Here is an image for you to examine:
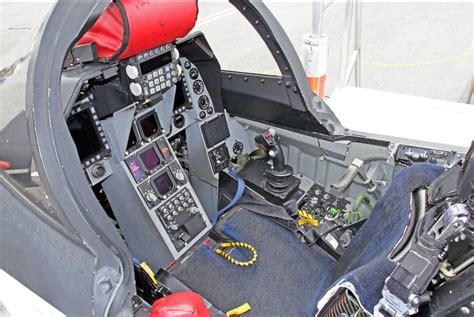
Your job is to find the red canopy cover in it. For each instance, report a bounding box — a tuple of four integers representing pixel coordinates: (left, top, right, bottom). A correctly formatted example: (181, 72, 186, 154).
(76, 0, 198, 60)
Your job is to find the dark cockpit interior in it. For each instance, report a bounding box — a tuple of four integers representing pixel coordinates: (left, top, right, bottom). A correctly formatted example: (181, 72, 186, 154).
(58, 1, 473, 316)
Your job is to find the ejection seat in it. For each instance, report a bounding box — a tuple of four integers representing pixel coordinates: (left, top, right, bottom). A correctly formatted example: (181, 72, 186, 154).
(171, 163, 444, 316)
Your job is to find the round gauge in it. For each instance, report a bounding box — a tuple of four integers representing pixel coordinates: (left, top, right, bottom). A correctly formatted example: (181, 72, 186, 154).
(189, 67, 199, 80)
(198, 95, 210, 110)
(232, 141, 244, 155)
(192, 80, 204, 95)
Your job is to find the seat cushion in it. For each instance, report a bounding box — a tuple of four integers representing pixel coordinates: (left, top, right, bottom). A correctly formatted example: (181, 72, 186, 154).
(324, 163, 444, 311)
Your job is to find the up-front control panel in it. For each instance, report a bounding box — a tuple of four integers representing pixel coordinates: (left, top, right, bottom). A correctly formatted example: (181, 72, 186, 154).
(120, 43, 181, 101)
(123, 109, 211, 257)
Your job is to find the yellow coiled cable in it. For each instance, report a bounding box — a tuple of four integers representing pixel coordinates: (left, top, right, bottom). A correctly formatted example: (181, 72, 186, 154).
(215, 241, 258, 267)
(297, 210, 319, 227)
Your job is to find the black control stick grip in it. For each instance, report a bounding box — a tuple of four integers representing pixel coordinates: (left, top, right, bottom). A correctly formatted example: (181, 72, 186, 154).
(255, 128, 286, 172)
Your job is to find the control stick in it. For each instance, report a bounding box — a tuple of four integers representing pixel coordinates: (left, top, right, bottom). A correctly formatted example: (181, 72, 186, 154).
(255, 128, 294, 192)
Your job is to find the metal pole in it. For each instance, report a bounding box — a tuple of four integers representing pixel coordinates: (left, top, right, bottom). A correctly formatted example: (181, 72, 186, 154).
(354, 0, 362, 87)
(338, 0, 354, 87)
(303, 0, 329, 98)
(311, 0, 324, 36)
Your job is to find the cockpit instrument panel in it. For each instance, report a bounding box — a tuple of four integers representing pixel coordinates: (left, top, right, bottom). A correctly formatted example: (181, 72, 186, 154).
(67, 102, 111, 166)
(120, 43, 181, 101)
(122, 107, 211, 257)
(67, 101, 113, 185)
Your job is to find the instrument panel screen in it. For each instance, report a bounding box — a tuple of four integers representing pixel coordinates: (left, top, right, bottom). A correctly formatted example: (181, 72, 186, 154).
(140, 53, 172, 75)
(67, 109, 103, 161)
(153, 172, 174, 196)
(138, 112, 161, 139)
(139, 147, 161, 171)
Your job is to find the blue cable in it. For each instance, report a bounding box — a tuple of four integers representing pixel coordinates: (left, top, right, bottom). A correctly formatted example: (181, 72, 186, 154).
(132, 257, 140, 266)
(211, 168, 245, 225)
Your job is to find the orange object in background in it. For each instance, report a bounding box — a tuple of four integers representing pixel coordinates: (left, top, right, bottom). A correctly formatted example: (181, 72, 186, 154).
(0, 161, 11, 170)
(308, 75, 326, 98)
(302, 34, 329, 98)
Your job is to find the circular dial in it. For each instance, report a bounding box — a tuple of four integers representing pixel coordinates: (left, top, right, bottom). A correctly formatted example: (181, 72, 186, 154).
(232, 141, 244, 155)
(198, 95, 210, 110)
(129, 82, 143, 96)
(192, 80, 204, 95)
(174, 170, 186, 182)
(189, 67, 199, 80)
(125, 65, 139, 79)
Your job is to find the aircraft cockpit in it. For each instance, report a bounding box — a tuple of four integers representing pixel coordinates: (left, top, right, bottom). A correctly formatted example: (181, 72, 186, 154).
(2, 0, 470, 316)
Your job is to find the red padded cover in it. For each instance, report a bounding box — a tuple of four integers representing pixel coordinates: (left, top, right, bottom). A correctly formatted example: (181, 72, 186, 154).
(77, 0, 198, 60)
(150, 292, 211, 317)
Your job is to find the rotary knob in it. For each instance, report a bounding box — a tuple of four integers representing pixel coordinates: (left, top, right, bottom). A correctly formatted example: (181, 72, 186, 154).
(170, 224, 179, 231)
(145, 191, 158, 203)
(129, 82, 143, 96)
(125, 65, 139, 79)
(171, 48, 180, 61)
(176, 64, 183, 77)
(189, 207, 199, 214)
(174, 170, 186, 182)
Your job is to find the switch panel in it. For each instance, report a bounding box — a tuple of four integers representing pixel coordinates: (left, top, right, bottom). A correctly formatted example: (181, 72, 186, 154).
(208, 143, 230, 174)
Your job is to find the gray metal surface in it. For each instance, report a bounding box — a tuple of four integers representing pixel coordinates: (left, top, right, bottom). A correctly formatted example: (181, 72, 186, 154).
(0, 174, 95, 315)
(230, 0, 345, 135)
(101, 114, 175, 270)
(24, 2, 136, 315)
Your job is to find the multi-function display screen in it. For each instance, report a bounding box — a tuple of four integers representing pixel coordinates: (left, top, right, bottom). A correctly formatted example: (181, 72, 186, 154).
(138, 112, 160, 139)
(66, 109, 104, 161)
(139, 53, 172, 75)
(139, 147, 161, 172)
(153, 172, 174, 196)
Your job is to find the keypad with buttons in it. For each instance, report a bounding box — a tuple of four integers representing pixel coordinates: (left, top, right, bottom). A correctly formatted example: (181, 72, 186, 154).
(143, 62, 178, 97)
(156, 188, 199, 233)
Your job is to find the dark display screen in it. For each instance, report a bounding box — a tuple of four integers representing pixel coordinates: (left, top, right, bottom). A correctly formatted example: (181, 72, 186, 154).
(173, 80, 190, 111)
(127, 127, 138, 151)
(140, 53, 172, 75)
(139, 147, 160, 171)
(127, 158, 145, 180)
(153, 172, 174, 196)
(139, 112, 160, 138)
(66, 109, 103, 161)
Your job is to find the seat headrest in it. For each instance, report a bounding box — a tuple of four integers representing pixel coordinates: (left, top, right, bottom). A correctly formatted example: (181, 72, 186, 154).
(76, 0, 198, 61)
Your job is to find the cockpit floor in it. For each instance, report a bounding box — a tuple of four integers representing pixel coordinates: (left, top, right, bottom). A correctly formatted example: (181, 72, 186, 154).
(170, 207, 336, 316)
(170, 163, 445, 316)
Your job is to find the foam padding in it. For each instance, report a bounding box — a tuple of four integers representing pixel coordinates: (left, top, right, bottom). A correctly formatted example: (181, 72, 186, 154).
(329, 163, 444, 311)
